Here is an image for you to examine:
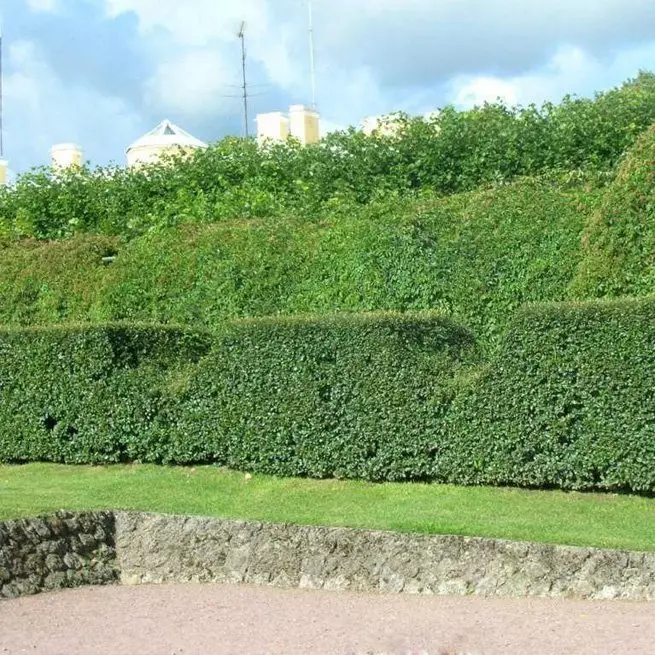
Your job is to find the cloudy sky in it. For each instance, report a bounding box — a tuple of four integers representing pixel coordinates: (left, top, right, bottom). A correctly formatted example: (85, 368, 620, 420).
(2, 0, 655, 173)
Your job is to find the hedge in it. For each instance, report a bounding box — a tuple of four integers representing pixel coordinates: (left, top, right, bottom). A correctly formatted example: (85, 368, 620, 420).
(570, 123, 655, 300)
(436, 297, 655, 492)
(1, 301, 653, 493)
(0, 314, 480, 478)
(0, 175, 603, 356)
(174, 312, 480, 481)
(0, 324, 213, 464)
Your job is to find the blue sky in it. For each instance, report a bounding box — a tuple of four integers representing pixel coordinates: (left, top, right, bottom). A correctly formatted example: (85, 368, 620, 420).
(3, 0, 655, 173)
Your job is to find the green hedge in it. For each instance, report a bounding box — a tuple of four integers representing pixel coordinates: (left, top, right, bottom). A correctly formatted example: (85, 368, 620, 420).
(570, 124, 655, 299)
(2, 302, 653, 493)
(175, 312, 480, 481)
(0, 314, 480, 478)
(0, 176, 603, 356)
(436, 297, 655, 492)
(0, 324, 213, 464)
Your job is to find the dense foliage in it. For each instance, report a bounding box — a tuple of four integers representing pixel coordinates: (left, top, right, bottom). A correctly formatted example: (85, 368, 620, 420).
(0, 176, 604, 351)
(0, 324, 213, 464)
(438, 297, 655, 492)
(1, 300, 653, 493)
(0, 72, 653, 241)
(0, 315, 480, 478)
(570, 123, 655, 299)
(177, 313, 480, 481)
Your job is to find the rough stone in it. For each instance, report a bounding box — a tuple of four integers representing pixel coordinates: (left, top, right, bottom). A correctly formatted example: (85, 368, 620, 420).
(114, 512, 655, 601)
(3, 511, 655, 602)
(0, 512, 118, 599)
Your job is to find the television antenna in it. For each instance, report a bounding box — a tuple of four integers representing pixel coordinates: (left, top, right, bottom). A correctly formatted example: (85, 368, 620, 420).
(307, 0, 317, 108)
(237, 21, 249, 138)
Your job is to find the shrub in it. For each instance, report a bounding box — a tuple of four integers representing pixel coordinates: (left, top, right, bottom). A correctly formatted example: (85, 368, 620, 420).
(0, 324, 213, 464)
(175, 312, 480, 481)
(0, 236, 119, 326)
(437, 297, 655, 492)
(0, 72, 653, 240)
(0, 314, 480, 479)
(570, 123, 655, 299)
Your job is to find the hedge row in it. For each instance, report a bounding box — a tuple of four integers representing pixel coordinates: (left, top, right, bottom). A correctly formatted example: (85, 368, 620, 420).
(0, 324, 214, 464)
(438, 297, 655, 492)
(1, 300, 653, 492)
(0, 176, 604, 353)
(0, 313, 480, 479)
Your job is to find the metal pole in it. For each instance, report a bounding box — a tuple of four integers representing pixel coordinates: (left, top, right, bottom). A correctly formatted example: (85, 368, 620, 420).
(238, 23, 249, 138)
(308, 0, 316, 108)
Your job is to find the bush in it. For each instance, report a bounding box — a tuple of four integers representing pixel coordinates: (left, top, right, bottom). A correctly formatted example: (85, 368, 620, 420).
(0, 324, 213, 464)
(11, 176, 595, 353)
(0, 72, 653, 240)
(0, 314, 480, 479)
(0, 236, 119, 326)
(437, 297, 655, 492)
(570, 123, 655, 299)
(175, 312, 480, 481)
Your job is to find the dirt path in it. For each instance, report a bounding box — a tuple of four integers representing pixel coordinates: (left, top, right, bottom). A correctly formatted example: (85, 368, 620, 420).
(0, 583, 653, 654)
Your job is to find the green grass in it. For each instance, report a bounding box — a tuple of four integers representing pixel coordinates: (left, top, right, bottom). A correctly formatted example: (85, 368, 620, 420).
(1, 464, 654, 551)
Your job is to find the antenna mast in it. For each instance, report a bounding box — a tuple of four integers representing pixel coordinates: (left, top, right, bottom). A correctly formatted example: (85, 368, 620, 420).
(308, 0, 316, 108)
(238, 21, 249, 138)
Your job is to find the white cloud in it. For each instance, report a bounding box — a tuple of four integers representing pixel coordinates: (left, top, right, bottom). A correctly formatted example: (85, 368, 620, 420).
(447, 42, 655, 110)
(26, 0, 60, 13)
(144, 47, 233, 116)
(4, 40, 146, 171)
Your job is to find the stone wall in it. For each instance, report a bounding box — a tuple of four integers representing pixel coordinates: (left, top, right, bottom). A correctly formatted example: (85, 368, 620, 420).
(2, 511, 655, 601)
(115, 512, 655, 601)
(0, 511, 118, 598)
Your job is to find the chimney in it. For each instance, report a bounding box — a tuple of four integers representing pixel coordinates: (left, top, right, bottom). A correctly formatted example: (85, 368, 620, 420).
(289, 105, 320, 146)
(0, 159, 7, 185)
(51, 143, 84, 170)
(256, 112, 290, 145)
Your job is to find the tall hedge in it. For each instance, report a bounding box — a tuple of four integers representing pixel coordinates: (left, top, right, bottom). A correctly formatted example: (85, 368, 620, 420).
(436, 297, 655, 492)
(0, 314, 480, 479)
(0, 176, 600, 353)
(175, 312, 480, 481)
(570, 123, 655, 299)
(0, 324, 213, 464)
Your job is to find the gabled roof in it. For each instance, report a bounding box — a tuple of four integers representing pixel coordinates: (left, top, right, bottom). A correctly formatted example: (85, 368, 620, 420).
(126, 119, 208, 152)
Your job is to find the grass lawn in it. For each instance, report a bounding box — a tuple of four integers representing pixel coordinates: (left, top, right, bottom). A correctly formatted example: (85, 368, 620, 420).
(1, 463, 653, 551)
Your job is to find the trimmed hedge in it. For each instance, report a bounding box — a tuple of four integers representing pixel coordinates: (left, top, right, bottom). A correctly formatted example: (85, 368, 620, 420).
(175, 312, 480, 481)
(0, 314, 480, 479)
(0, 176, 600, 354)
(1, 300, 653, 493)
(570, 124, 655, 299)
(0, 324, 213, 463)
(436, 297, 655, 492)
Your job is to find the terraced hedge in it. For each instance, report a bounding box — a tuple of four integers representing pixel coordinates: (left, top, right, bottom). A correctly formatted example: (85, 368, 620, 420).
(1, 300, 653, 492)
(0, 176, 604, 352)
(571, 124, 655, 299)
(0, 313, 480, 479)
(0, 324, 213, 463)
(437, 297, 655, 492)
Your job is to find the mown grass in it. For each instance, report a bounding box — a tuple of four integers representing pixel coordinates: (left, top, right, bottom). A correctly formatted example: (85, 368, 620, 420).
(1, 464, 653, 551)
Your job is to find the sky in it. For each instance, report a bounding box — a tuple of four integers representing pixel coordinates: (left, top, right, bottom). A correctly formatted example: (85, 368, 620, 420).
(2, 0, 655, 174)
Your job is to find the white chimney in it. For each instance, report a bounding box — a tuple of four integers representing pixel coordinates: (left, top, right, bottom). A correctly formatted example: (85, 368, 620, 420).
(256, 112, 290, 145)
(51, 143, 84, 170)
(0, 159, 7, 186)
(289, 105, 320, 146)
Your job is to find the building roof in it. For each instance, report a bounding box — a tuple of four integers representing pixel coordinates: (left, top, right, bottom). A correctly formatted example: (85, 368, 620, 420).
(126, 119, 208, 153)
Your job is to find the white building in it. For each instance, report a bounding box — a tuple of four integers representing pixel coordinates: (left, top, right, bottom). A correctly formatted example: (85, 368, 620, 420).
(125, 119, 207, 168)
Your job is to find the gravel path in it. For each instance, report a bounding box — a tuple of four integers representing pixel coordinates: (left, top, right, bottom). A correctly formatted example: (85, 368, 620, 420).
(0, 583, 653, 654)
